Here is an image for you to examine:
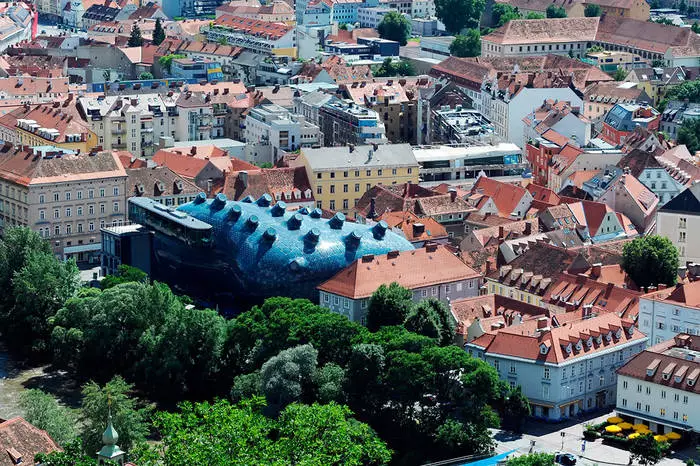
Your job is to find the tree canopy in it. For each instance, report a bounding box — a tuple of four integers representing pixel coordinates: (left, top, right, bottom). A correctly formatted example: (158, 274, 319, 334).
(128, 24, 143, 47)
(373, 58, 415, 77)
(613, 67, 628, 81)
(377, 11, 412, 45)
(20, 389, 77, 445)
(678, 118, 700, 154)
(584, 3, 602, 16)
(546, 4, 567, 17)
(666, 80, 700, 103)
(152, 18, 165, 45)
(622, 235, 679, 289)
(449, 30, 481, 57)
(492, 4, 521, 26)
(435, 0, 485, 34)
(367, 282, 414, 331)
(507, 453, 555, 466)
(629, 433, 668, 465)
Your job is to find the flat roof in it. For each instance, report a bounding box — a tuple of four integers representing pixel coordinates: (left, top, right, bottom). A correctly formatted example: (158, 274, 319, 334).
(412, 143, 521, 162)
(129, 197, 212, 231)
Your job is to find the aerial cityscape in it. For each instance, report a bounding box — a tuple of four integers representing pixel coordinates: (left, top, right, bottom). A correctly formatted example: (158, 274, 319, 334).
(0, 0, 698, 464)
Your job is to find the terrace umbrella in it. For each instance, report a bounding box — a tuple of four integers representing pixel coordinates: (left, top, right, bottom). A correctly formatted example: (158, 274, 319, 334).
(606, 425, 622, 433)
(666, 432, 681, 440)
(618, 422, 634, 430)
(628, 433, 641, 439)
(633, 424, 649, 431)
(654, 435, 669, 443)
(607, 416, 624, 424)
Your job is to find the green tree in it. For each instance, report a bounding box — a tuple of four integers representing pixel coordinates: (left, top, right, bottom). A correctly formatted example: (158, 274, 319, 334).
(100, 264, 148, 289)
(630, 433, 668, 465)
(9, 251, 79, 358)
(20, 389, 77, 445)
(404, 298, 455, 345)
(622, 235, 679, 289)
(492, 3, 521, 26)
(525, 11, 545, 18)
(367, 283, 414, 331)
(587, 45, 605, 53)
(377, 11, 412, 45)
(584, 3, 602, 16)
(435, 419, 495, 456)
(507, 453, 555, 466)
(546, 4, 567, 17)
(394, 60, 415, 76)
(346, 343, 386, 410)
(128, 24, 143, 47)
(373, 58, 415, 77)
(158, 53, 186, 73)
(138, 72, 154, 80)
(613, 66, 628, 81)
(34, 440, 97, 466)
(502, 385, 531, 432)
(231, 371, 261, 401)
(435, 0, 485, 34)
(449, 29, 481, 57)
(314, 363, 346, 403)
(80, 376, 151, 455)
(678, 118, 700, 153)
(260, 344, 318, 407)
(665, 80, 700, 102)
(692, 22, 700, 34)
(152, 18, 165, 45)
(149, 398, 391, 465)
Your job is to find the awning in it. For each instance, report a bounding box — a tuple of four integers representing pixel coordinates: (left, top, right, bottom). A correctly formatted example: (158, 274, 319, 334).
(64, 243, 101, 254)
(530, 401, 555, 408)
(559, 399, 583, 408)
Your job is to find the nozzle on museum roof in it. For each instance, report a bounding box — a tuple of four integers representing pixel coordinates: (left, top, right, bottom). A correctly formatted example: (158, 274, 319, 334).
(306, 228, 320, 243)
(246, 215, 259, 230)
(372, 220, 388, 239)
(241, 195, 255, 203)
(194, 192, 206, 204)
(271, 201, 286, 217)
(289, 257, 308, 271)
(346, 229, 362, 246)
(228, 204, 242, 221)
(329, 212, 345, 229)
(287, 213, 303, 230)
(309, 208, 322, 218)
(297, 207, 310, 215)
(212, 193, 227, 210)
(262, 227, 277, 242)
(256, 193, 272, 207)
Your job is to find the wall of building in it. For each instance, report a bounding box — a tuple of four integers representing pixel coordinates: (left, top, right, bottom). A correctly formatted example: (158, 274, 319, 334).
(638, 296, 700, 346)
(656, 210, 699, 265)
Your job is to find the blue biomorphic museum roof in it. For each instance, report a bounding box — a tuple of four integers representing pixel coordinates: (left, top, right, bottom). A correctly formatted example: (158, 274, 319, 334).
(175, 192, 415, 299)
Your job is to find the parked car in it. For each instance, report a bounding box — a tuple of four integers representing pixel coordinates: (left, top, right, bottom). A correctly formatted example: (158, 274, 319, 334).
(555, 453, 577, 466)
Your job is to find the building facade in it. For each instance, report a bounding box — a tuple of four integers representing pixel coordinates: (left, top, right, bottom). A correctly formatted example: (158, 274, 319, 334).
(638, 281, 700, 346)
(655, 183, 700, 265)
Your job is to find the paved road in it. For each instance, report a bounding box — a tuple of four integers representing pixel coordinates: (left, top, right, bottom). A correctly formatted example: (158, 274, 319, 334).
(493, 412, 694, 466)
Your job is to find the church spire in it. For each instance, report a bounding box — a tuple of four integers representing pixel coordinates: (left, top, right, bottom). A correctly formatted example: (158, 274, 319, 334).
(97, 398, 126, 465)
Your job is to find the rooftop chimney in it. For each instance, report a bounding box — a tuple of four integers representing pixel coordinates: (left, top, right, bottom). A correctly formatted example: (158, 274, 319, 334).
(412, 223, 425, 237)
(679, 266, 687, 279)
(190, 146, 197, 156)
(536, 316, 548, 329)
(591, 263, 602, 279)
(524, 222, 532, 236)
(449, 188, 457, 202)
(240, 170, 248, 189)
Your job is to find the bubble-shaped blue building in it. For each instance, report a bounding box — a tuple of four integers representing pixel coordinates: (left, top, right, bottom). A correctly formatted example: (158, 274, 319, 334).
(128, 193, 414, 303)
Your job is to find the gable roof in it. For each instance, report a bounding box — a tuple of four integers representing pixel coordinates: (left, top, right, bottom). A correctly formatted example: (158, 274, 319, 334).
(659, 183, 700, 215)
(127, 166, 200, 198)
(0, 417, 61, 466)
(353, 182, 441, 219)
(377, 210, 448, 243)
(222, 166, 313, 204)
(317, 245, 481, 299)
(471, 176, 530, 217)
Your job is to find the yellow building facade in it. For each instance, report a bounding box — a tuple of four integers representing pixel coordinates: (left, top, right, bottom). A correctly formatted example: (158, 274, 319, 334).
(485, 277, 545, 307)
(296, 144, 420, 214)
(17, 127, 98, 153)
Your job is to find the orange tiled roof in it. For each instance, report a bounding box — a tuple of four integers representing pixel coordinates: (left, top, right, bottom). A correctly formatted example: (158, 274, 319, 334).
(214, 15, 292, 40)
(317, 245, 481, 299)
(0, 417, 61, 466)
(377, 210, 448, 242)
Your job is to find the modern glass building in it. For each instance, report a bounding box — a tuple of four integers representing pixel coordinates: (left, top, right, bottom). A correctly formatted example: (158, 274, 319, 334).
(126, 195, 414, 306)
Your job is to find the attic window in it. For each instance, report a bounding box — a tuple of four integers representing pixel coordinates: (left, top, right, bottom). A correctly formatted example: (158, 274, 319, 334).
(563, 343, 572, 354)
(586, 338, 593, 347)
(615, 329, 622, 339)
(627, 325, 635, 336)
(689, 379, 696, 387)
(575, 341, 583, 351)
(605, 332, 612, 342)
(540, 343, 549, 355)
(596, 335, 602, 344)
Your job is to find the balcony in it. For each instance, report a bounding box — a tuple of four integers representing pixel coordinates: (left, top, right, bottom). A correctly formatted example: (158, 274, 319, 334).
(111, 127, 126, 135)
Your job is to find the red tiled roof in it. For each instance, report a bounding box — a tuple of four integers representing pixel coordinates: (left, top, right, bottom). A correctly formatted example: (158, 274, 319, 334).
(0, 417, 61, 466)
(471, 176, 529, 217)
(222, 166, 313, 204)
(377, 210, 448, 242)
(214, 15, 292, 40)
(317, 245, 481, 299)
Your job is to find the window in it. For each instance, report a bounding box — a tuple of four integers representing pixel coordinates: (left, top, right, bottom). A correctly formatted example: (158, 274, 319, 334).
(77, 191, 82, 200)
(354, 170, 359, 177)
(675, 393, 680, 402)
(366, 170, 371, 176)
(544, 367, 550, 379)
(113, 202, 119, 213)
(100, 204, 105, 214)
(662, 390, 666, 399)
(343, 171, 348, 178)
(88, 189, 94, 199)
(683, 414, 688, 422)
(329, 200, 335, 210)
(431, 286, 437, 296)
(661, 408, 666, 416)
(421, 289, 428, 297)
(683, 395, 688, 404)
(509, 364, 516, 374)
(646, 387, 651, 395)
(392, 168, 397, 175)
(317, 186, 322, 195)
(343, 199, 348, 210)
(680, 217, 687, 228)
(323, 293, 329, 303)
(53, 209, 59, 219)
(343, 184, 348, 193)
(679, 231, 686, 243)
(100, 188, 105, 197)
(366, 184, 371, 191)
(39, 194, 45, 204)
(77, 223, 83, 233)
(89, 205, 94, 215)
(89, 222, 94, 232)
(330, 185, 335, 194)
(65, 208, 71, 217)
(493, 360, 499, 371)
(542, 384, 549, 399)
(445, 284, 451, 293)
(377, 169, 383, 176)
(317, 173, 322, 179)
(77, 206, 83, 216)
(330, 172, 335, 179)
(54, 225, 60, 236)
(53, 193, 59, 202)
(636, 402, 642, 410)
(623, 381, 628, 389)
(355, 183, 360, 192)
(113, 187, 119, 196)
(66, 224, 72, 235)
(638, 384, 642, 393)
(407, 168, 412, 174)
(65, 192, 71, 201)
(343, 299, 350, 309)
(645, 404, 650, 413)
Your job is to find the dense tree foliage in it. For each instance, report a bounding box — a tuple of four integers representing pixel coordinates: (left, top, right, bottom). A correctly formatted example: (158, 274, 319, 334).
(507, 453, 555, 466)
(665, 80, 700, 102)
(373, 58, 415, 77)
(492, 4, 521, 26)
(377, 11, 412, 45)
(404, 298, 455, 345)
(629, 433, 668, 465)
(0, 228, 79, 359)
(613, 67, 628, 81)
(100, 264, 148, 290)
(367, 282, 413, 331)
(584, 3, 602, 16)
(137, 399, 392, 466)
(20, 389, 77, 445)
(546, 4, 567, 16)
(622, 235, 679, 288)
(34, 440, 100, 466)
(152, 18, 165, 45)
(449, 30, 481, 57)
(678, 119, 700, 154)
(79, 376, 151, 455)
(435, 0, 484, 34)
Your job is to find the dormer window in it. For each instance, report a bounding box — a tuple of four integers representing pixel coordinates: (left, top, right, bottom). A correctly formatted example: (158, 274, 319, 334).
(540, 343, 549, 355)
(688, 379, 695, 387)
(563, 343, 572, 354)
(627, 326, 635, 336)
(576, 340, 583, 351)
(615, 329, 622, 339)
(605, 332, 612, 342)
(587, 338, 593, 347)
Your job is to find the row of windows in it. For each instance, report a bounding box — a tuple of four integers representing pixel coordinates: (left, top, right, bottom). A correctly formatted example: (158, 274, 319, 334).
(316, 168, 412, 179)
(40, 203, 119, 219)
(38, 219, 105, 237)
(39, 187, 118, 204)
(622, 381, 691, 403)
(621, 399, 689, 422)
(316, 199, 359, 211)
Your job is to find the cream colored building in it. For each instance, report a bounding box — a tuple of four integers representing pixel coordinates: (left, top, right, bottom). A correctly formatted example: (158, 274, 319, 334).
(655, 183, 700, 265)
(0, 145, 127, 263)
(293, 144, 419, 213)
